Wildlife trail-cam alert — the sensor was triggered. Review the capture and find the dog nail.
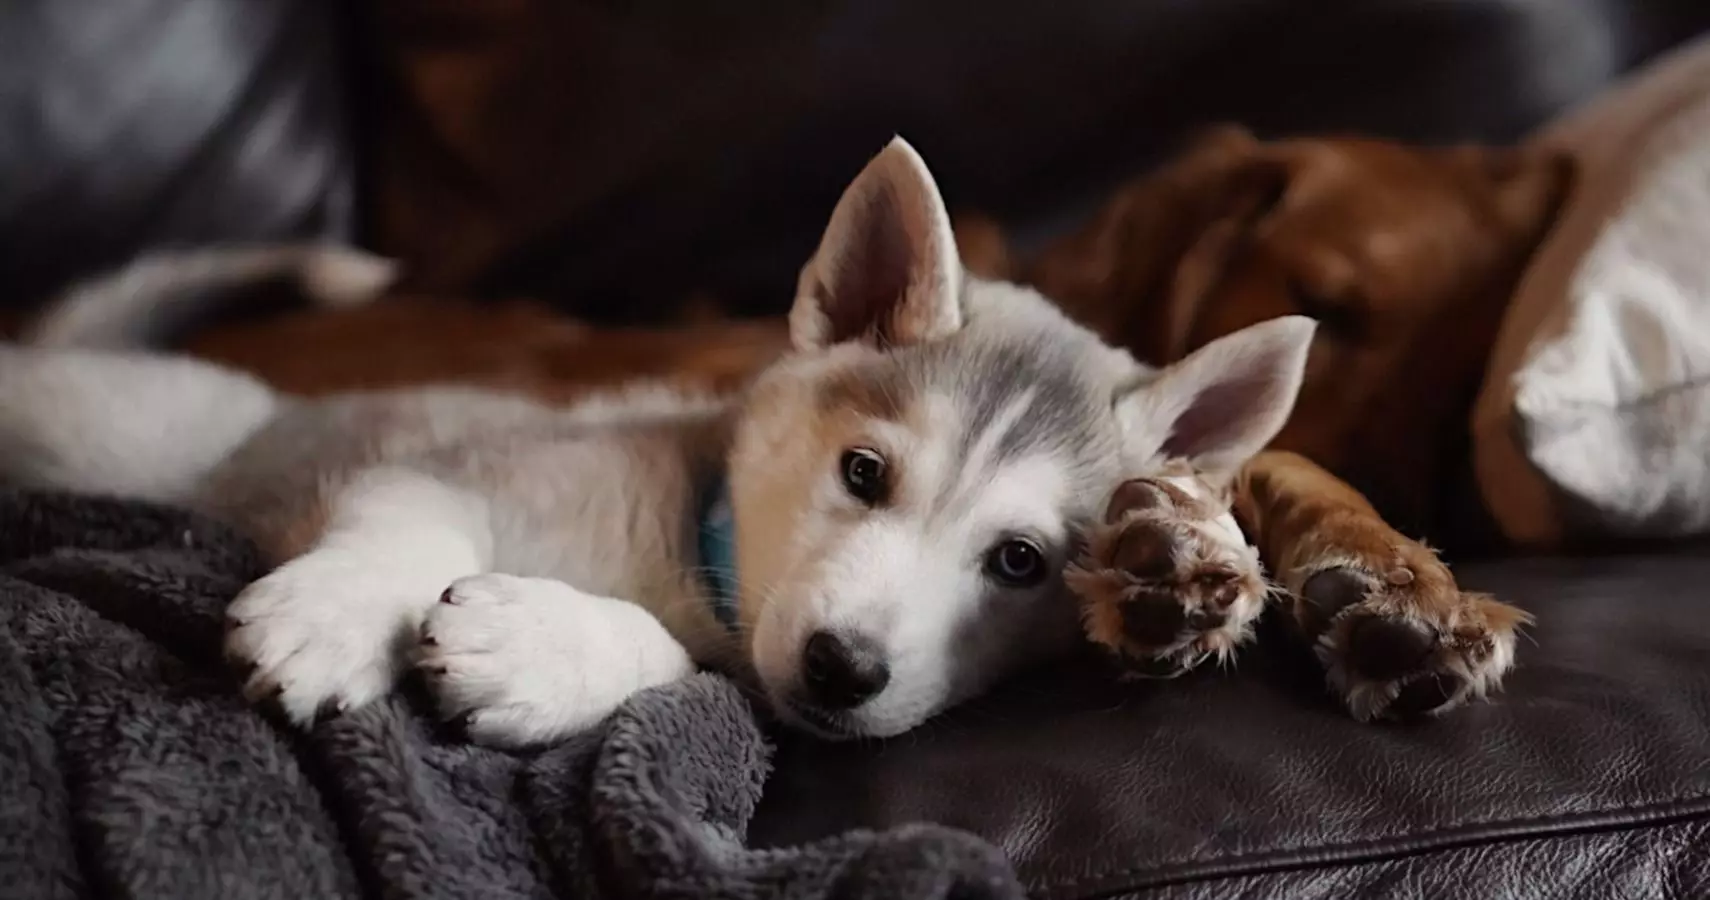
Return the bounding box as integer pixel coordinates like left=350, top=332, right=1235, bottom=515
left=447, top=711, right=477, bottom=737
left=313, top=699, right=344, bottom=726
left=1386, top=567, right=1415, bottom=586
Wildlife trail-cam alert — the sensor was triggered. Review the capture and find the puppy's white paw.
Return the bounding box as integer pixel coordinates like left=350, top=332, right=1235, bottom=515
left=417, top=574, right=694, bottom=748
left=225, top=550, right=430, bottom=724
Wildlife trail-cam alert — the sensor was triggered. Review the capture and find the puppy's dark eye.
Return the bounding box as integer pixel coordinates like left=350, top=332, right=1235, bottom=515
left=985, top=539, right=1047, bottom=587
left=839, top=448, right=888, bottom=505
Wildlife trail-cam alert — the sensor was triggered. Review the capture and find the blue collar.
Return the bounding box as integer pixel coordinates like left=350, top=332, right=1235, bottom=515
left=697, top=474, right=740, bottom=631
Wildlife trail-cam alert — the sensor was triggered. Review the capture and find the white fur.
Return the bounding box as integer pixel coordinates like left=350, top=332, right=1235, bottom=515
left=24, top=244, right=396, bottom=349
left=0, top=346, right=278, bottom=502
left=225, top=468, right=492, bottom=722
left=422, top=574, right=695, bottom=747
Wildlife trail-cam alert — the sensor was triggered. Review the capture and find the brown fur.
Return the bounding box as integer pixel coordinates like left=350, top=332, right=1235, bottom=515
left=171, top=214, right=1015, bottom=403
left=182, top=296, right=789, bottom=402
left=1026, top=126, right=1573, bottom=531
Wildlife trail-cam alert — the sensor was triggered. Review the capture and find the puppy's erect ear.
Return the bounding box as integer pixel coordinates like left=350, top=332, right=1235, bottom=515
left=1115, top=315, right=1316, bottom=475
left=790, top=137, right=963, bottom=351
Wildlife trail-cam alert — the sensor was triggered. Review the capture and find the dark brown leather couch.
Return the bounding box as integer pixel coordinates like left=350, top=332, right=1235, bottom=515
left=6, top=2, right=1710, bottom=896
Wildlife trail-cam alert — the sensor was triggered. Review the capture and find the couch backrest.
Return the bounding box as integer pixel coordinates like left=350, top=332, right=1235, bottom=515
left=8, top=1, right=1710, bottom=327
left=357, top=0, right=1710, bottom=324
left=0, top=0, right=356, bottom=309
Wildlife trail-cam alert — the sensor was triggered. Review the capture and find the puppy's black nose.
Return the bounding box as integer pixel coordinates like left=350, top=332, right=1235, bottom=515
left=801, top=630, right=890, bottom=709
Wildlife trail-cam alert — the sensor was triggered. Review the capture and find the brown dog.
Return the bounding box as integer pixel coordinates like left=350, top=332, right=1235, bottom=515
left=1026, top=126, right=1571, bottom=719
left=1029, top=126, right=1571, bottom=529
left=147, top=126, right=1568, bottom=722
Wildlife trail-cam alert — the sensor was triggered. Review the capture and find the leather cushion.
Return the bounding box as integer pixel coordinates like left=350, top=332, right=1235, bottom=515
left=750, top=543, right=1710, bottom=897
left=0, top=0, right=356, bottom=308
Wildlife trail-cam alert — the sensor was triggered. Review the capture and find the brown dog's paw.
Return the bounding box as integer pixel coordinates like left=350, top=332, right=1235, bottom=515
left=1291, top=551, right=1531, bottom=722
left=1067, top=475, right=1271, bottom=679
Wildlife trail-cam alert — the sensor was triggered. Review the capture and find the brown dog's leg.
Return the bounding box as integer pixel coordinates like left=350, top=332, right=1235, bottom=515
left=1233, top=451, right=1530, bottom=721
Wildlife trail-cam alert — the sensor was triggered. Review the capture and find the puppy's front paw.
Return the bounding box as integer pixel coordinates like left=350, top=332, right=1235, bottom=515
left=417, top=574, right=695, bottom=748
left=1067, top=475, right=1270, bottom=679
left=225, top=550, right=424, bottom=725
left=1290, top=546, right=1530, bottom=722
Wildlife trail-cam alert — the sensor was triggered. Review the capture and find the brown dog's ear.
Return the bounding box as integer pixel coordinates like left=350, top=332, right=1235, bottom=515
left=1442, top=145, right=1577, bottom=242
left=1490, top=147, right=1576, bottom=241
left=1155, top=152, right=1290, bottom=362
left=1176, top=123, right=1262, bottom=160
left=1026, top=124, right=1288, bottom=365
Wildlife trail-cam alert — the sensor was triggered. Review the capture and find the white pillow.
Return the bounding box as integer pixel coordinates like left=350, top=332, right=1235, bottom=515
left=1473, top=34, right=1710, bottom=547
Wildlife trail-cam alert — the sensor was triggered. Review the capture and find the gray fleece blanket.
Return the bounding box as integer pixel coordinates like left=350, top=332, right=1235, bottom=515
left=0, top=489, right=1024, bottom=900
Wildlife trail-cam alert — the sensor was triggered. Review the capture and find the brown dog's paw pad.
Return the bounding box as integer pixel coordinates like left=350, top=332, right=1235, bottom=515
left=1120, top=589, right=1191, bottom=645
left=1305, top=563, right=1528, bottom=723
left=1345, top=615, right=1435, bottom=681
left=1104, top=478, right=1176, bottom=522
left=1106, top=518, right=1183, bottom=580
left=1389, top=673, right=1463, bottom=719
left=1299, top=567, right=1370, bottom=632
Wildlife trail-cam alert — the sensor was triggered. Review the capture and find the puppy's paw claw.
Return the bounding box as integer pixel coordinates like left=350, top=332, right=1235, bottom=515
left=223, top=552, right=423, bottom=725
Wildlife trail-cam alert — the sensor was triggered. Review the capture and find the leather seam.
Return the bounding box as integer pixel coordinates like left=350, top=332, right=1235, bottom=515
left=1030, top=793, right=1710, bottom=899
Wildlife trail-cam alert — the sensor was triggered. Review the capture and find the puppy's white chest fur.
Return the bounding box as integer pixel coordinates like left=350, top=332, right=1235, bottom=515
left=465, top=419, right=734, bottom=660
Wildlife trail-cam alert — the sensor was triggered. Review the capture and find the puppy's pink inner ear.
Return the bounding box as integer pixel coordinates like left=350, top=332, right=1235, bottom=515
left=817, top=193, right=917, bottom=345
left=793, top=138, right=963, bottom=351
left=1120, top=315, right=1315, bottom=475
left=1160, top=367, right=1291, bottom=462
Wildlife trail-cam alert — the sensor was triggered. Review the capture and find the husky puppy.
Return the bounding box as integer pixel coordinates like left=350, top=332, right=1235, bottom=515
left=0, top=139, right=1313, bottom=745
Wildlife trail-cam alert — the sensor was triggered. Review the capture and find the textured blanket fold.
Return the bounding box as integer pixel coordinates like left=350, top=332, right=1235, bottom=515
left=0, top=489, right=1023, bottom=900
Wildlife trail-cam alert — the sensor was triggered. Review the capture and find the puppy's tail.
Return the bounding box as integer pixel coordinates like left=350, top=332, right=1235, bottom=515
left=0, top=345, right=282, bottom=504
left=20, top=243, right=398, bottom=349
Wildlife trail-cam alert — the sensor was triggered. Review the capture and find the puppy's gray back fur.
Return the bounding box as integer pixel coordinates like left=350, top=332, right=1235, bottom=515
left=200, top=386, right=731, bottom=596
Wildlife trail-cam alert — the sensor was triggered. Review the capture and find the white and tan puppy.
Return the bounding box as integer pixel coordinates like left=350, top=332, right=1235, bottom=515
left=0, top=138, right=1313, bottom=745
